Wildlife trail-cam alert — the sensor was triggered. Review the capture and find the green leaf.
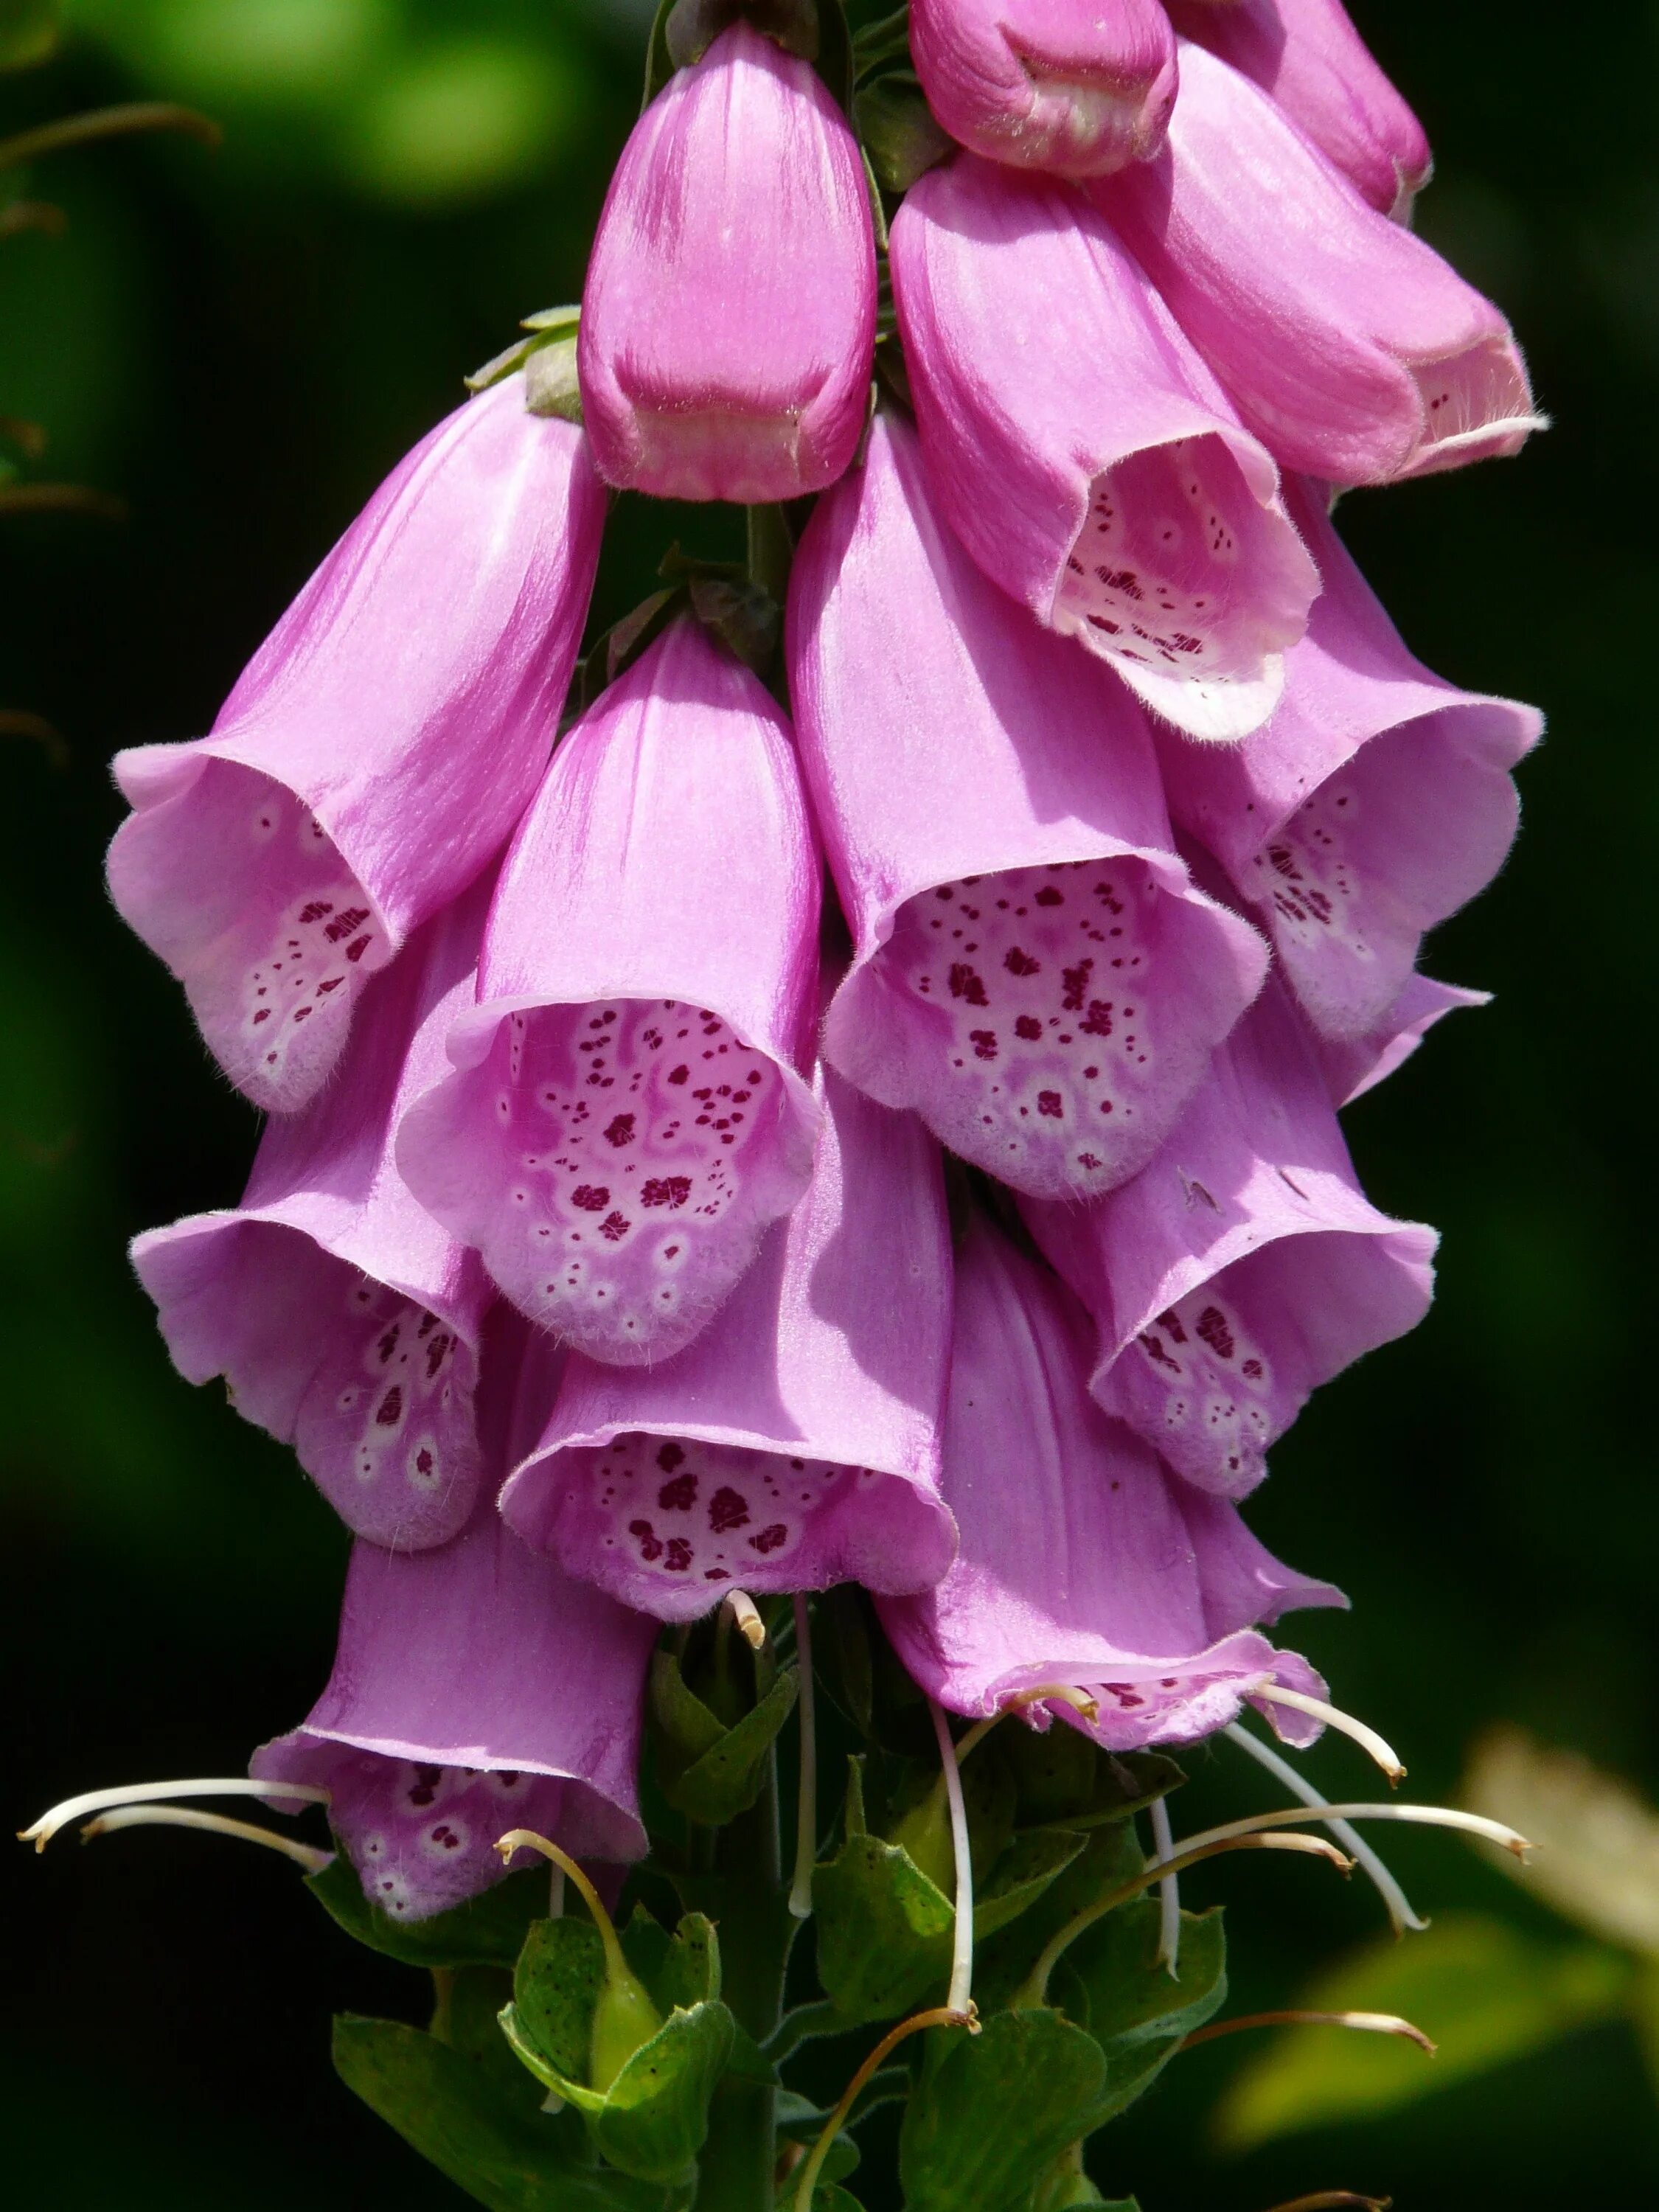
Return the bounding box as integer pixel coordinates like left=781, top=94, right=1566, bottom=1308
left=331, top=2016, right=672, bottom=2212
left=655, top=1660, right=799, bottom=1825
left=977, top=1829, right=1091, bottom=1944
left=813, top=1832, right=954, bottom=2025
left=0, top=1, right=57, bottom=74
left=1216, top=1911, right=1635, bottom=2149
left=432, top=1967, right=539, bottom=2108
left=306, top=1852, right=547, bottom=1969
left=1065, top=1903, right=1228, bottom=2126
left=900, top=2010, right=1107, bottom=2212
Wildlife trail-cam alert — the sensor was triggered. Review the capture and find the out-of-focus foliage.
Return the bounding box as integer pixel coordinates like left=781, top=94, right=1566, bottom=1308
left=4, top=2, right=1658, bottom=2208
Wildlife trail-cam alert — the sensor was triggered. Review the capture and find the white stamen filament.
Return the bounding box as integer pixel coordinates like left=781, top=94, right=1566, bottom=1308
left=1253, top=1684, right=1406, bottom=1784
left=21, top=1775, right=330, bottom=1851
left=1225, top=1722, right=1428, bottom=1935
left=1150, top=1794, right=1180, bottom=1978
left=1182, top=2006, right=1437, bottom=2056
left=931, top=1700, right=975, bottom=2017
left=1144, top=1801, right=1529, bottom=1871
left=788, top=1593, right=817, bottom=1921
left=726, top=1590, right=767, bottom=1652
left=80, top=1805, right=333, bottom=1873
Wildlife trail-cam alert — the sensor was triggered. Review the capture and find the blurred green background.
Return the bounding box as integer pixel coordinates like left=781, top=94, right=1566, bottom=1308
left=2, top=1, right=1655, bottom=2205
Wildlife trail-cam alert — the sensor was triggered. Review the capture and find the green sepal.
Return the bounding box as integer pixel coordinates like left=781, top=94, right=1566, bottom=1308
left=665, top=0, right=821, bottom=70
left=1063, top=1902, right=1228, bottom=2126
left=813, top=1824, right=1088, bottom=2026
left=465, top=307, right=581, bottom=399
left=650, top=1646, right=799, bottom=1824
left=503, top=1913, right=735, bottom=2183
left=331, top=2015, right=682, bottom=2212
left=1002, top=1735, right=1183, bottom=1832
left=854, top=72, right=951, bottom=195
left=975, top=1822, right=1146, bottom=2013
left=305, top=1851, right=548, bottom=1969
left=899, top=2009, right=1109, bottom=2212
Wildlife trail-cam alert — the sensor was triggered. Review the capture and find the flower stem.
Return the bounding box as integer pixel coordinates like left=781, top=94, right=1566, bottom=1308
left=789, top=1594, right=818, bottom=1919
left=1182, top=2009, right=1436, bottom=2056
left=0, top=102, right=221, bottom=171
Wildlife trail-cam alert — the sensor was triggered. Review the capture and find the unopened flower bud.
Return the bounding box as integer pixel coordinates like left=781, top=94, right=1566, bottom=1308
left=1166, top=0, right=1432, bottom=220
left=910, top=0, right=1178, bottom=178
left=578, top=21, right=877, bottom=503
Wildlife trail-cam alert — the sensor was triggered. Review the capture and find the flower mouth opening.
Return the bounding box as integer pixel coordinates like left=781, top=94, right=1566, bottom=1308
left=842, top=857, right=1251, bottom=1201
left=1402, top=338, right=1547, bottom=481
left=109, top=757, right=394, bottom=1114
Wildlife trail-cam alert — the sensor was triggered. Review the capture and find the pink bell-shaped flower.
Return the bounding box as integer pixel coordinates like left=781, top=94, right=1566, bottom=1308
left=1157, top=477, right=1542, bottom=1044
left=877, top=1219, right=1346, bottom=1753
left=890, top=150, right=1318, bottom=740
left=1023, top=978, right=1438, bottom=1497
left=787, top=410, right=1267, bottom=1203
left=908, top=0, right=1178, bottom=178
left=255, top=1318, right=652, bottom=1921
left=577, top=21, right=877, bottom=502
left=107, top=379, right=603, bottom=1114
left=397, top=619, right=822, bottom=1367
left=1093, top=41, right=1543, bottom=486
left=501, top=1057, right=956, bottom=1618
left=131, top=874, right=496, bottom=1551
left=1166, top=0, right=1432, bottom=220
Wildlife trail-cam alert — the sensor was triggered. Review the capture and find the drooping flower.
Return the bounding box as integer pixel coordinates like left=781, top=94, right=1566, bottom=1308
left=397, top=617, right=822, bottom=1367
left=1023, top=978, right=1437, bottom=1496
left=107, top=378, right=603, bottom=1114
left=499, top=1058, right=956, bottom=1618
left=1092, top=42, right=1543, bottom=486
left=1156, top=477, right=1541, bottom=1043
left=253, top=1311, right=653, bottom=1922
left=1165, top=0, right=1432, bottom=220
left=577, top=20, right=877, bottom=503
left=908, top=0, right=1178, bottom=178
left=787, top=408, right=1267, bottom=1202
left=131, top=874, right=496, bottom=1551
left=254, top=1502, right=653, bottom=1921
left=877, top=1219, right=1345, bottom=1752
left=888, top=150, right=1318, bottom=740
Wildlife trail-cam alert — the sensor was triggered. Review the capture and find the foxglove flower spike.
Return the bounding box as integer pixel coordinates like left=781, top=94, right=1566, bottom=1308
left=398, top=618, right=822, bottom=1366
left=889, top=152, right=1318, bottom=740
left=788, top=410, right=1268, bottom=1201
left=108, top=380, right=602, bottom=1112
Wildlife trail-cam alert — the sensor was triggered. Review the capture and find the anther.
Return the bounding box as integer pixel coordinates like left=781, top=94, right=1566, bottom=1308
left=724, top=1589, right=767, bottom=1651
left=1253, top=1684, right=1406, bottom=1784
left=21, top=1775, right=330, bottom=1852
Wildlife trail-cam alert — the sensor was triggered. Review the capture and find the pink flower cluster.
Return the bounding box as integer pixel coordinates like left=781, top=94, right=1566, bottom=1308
left=111, top=2, right=1540, bottom=1919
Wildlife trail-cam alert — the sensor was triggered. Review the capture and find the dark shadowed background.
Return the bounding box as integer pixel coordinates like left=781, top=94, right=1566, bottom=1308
left=3, top=1, right=1655, bottom=2205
